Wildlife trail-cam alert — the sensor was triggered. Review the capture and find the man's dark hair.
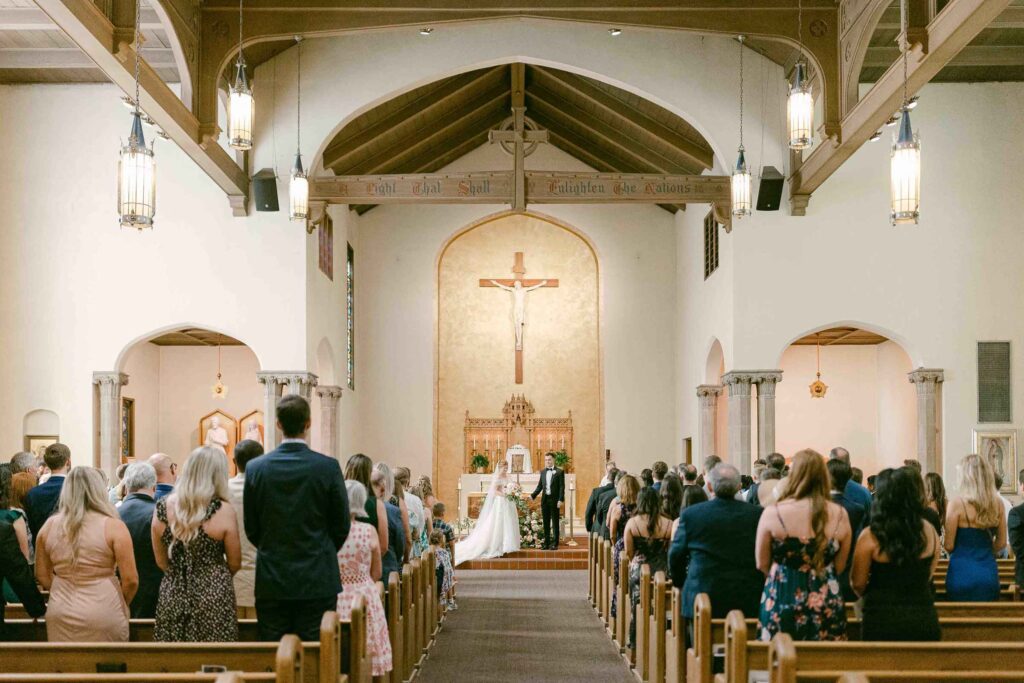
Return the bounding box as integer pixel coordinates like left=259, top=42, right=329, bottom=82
left=234, top=439, right=265, bottom=473
left=851, top=466, right=864, bottom=484
left=702, top=454, right=721, bottom=474
left=753, top=458, right=767, bottom=467
left=43, top=443, right=70, bottom=471
left=766, top=453, right=786, bottom=470
left=652, top=461, right=669, bottom=480
left=867, top=474, right=877, bottom=491
left=1018, top=468, right=1024, bottom=488
left=276, top=394, right=311, bottom=438
left=827, top=458, right=852, bottom=492
left=761, top=467, right=782, bottom=482
left=606, top=467, right=620, bottom=485
left=640, top=468, right=654, bottom=488
left=682, top=464, right=698, bottom=483
left=740, top=474, right=754, bottom=490
left=903, top=459, right=922, bottom=472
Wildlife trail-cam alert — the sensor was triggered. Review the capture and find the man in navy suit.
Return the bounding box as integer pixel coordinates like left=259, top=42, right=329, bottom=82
left=245, top=394, right=351, bottom=641
left=669, top=463, right=764, bottom=620
left=117, top=462, right=163, bottom=618
left=24, top=443, right=71, bottom=545
left=829, top=447, right=873, bottom=512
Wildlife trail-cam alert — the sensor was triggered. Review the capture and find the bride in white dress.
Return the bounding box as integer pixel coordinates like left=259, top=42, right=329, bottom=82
left=454, top=460, right=521, bottom=565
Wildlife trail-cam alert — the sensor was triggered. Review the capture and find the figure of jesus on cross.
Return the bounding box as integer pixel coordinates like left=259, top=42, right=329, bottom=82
left=480, top=252, right=558, bottom=383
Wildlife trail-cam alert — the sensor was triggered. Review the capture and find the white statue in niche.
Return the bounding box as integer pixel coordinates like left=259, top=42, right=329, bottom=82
left=204, top=416, right=230, bottom=453
left=488, top=279, right=548, bottom=350
left=244, top=419, right=262, bottom=444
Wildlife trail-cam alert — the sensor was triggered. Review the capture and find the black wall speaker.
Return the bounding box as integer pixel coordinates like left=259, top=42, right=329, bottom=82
left=252, top=169, right=280, bottom=212
left=756, top=166, right=785, bottom=211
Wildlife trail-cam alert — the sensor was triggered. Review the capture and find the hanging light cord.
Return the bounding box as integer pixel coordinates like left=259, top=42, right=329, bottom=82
left=132, top=0, right=141, bottom=120
left=237, top=0, right=244, bottom=67
left=901, top=0, right=909, bottom=107
left=296, top=38, right=302, bottom=156
left=797, top=0, right=803, bottom=65
left=738, top=36, right=744, bottom=150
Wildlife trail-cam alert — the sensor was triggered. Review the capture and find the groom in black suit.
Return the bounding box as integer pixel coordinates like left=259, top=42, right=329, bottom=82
left=531, top=453, right=565, bottom=550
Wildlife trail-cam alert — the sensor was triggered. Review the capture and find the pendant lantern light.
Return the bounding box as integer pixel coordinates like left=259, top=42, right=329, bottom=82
left=289, top=36, right=309, bottom=222
left=890, top=0, right=921, bottom=225
left=787, top=0, right=814, bottom=150
left=731, top=35, right=752, bottom=219
left=809, top=335, right=828, bottom=398
left=227, top=0, right=254, bottom=150
left=117, top=0, right=155, bottom=229
left=211, top=345, right=229, bottom=399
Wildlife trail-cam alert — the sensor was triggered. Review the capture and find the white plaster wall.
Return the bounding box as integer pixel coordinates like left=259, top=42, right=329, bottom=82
left=0, top=84, right=306, bottom=464
left=876, top=340, right=918, bottom=469
left=122, top=342, right=161, bottom=459
left=350, top=140, right=677, bottom=480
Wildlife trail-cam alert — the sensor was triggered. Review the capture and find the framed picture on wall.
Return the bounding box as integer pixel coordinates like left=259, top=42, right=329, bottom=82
left=238, top=410, right=265, bottom=448
left=121, top=397, right=135, bottom=462
left=972, top=428, right=1017, bottom=492
left=23, top=435, right=57, bottom=461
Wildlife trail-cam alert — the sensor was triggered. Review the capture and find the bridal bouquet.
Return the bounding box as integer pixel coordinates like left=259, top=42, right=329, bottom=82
left=505, top=483, right=545, bottom=549
left=505, top=482, right=524, bottom=502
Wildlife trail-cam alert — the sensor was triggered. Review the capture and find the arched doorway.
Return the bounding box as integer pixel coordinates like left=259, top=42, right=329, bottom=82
left=105, top=326, right=264, bottom=474
left=775, top=326, right=918, bottom=477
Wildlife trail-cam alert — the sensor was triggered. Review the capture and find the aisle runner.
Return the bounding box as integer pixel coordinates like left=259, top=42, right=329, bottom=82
left=417, top=569, right=633, bottom=683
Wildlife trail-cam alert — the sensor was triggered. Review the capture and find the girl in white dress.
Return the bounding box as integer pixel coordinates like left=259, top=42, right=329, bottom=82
left=454, top=461, right=521, bottom=565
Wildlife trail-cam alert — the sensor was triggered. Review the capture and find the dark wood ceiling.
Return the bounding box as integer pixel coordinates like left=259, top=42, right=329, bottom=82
left=322, top=62, right=715, bottom=214
left=791, top=327, right=890, bottom=346
left=148, top=328, right=245, bottom=347
left=860, top=0, right=1024, bottom=84
left=0, top=0, right=179, bottom=85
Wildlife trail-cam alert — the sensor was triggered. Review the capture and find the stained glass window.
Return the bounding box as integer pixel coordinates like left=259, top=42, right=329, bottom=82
left=347, top=243, right=355, bottom=390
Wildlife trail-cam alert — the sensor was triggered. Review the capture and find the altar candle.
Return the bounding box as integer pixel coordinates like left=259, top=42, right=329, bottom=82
left=548, top=434, right=553, bottom=448
left=561, top=435, right=565, bottom=449
left=472, top=436, right=476, bottom=449
left=485, top=437, right=489, bottom=449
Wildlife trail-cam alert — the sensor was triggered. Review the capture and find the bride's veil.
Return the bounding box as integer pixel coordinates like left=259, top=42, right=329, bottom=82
left=474, top=459, right=504, bottom=528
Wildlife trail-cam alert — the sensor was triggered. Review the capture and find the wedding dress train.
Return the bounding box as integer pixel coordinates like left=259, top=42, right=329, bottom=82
left=454, top=469, right=521, bottom=566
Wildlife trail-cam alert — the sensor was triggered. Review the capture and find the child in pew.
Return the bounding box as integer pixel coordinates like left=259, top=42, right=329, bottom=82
left=430, top=529, right=456, bottom=611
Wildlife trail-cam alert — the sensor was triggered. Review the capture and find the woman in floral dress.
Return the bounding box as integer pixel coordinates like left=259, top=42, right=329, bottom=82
left=607, top=474, right=639, bottom=620
left=755, top=449, right=853, bottom=641
left=337, top=480, right=392, bottom=677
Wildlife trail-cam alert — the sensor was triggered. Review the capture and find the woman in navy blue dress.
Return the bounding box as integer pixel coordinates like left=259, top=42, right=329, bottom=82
left=943, top=453, right=1006, bottom=601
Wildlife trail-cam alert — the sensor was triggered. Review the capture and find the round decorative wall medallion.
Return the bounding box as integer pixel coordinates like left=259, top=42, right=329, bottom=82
left=810, top=19, right=828, bottom=38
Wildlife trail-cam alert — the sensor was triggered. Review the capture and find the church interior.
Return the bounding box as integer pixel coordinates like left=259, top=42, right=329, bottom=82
left=2, top=0, right=1024, bottom=681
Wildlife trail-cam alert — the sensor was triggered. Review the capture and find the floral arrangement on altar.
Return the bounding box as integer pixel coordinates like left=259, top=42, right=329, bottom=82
left=506, top=482, right=545, bottom=549
left=453, top=517, right=476, bottom=540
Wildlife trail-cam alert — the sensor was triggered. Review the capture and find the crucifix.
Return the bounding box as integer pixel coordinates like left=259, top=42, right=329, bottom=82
left=479, top=251, right=559, bottom=384
left=488, top=63, right=549, bottom=211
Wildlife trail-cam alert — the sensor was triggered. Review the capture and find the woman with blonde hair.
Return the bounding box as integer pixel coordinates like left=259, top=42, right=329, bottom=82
left=151, top=448, right=241, bottom=641
left=395, top=466, right=427, bottom=557
left=607, top=473, right=639, bottom=623
left=944, top=453, right=1006, bottom=601
left=756, top=449, right=852, bottom=642
left=35, top=467, right=138, bottom=641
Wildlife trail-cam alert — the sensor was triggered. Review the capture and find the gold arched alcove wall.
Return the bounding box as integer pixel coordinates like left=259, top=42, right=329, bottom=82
left=434, top=211, right=602, bottom=512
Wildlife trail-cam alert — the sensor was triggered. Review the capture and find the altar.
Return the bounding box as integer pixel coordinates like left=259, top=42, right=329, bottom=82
left=457, top=471, right=579, bottom=523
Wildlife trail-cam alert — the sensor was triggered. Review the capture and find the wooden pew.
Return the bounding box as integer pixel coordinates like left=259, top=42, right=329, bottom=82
left=0, top=635, right=302, bottom=683
left=614, top=550, right=629, bottom=650
left=384, top=573, right=403, bottom=683
left=0, top=675, right=267, bottom=683
left=604, top=540, right=614, bottom=633
left=634, top=565, right=652, bottom=679
left=718, top=613, right=1024, bottom=683
left=589, top=533, right=597, bottom=608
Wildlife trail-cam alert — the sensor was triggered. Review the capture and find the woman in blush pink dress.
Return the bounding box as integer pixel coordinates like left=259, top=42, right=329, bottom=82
left=337, top=480, right=392, bottom=678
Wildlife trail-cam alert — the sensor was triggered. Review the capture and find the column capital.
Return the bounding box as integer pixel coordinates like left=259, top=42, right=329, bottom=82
left=908, top=368, right=945, bottom=385
left=317, top=385, right=344, bottom=401
left=92, top=371, right=129, bottom=387
left=256, top=371, right=288, bottom=386
left=749, top=370, right=784, bottom=385
left=696, top=384, right=723, bottom=398
left=721, top=371, right=757, bottom=396
left=284, top=372, right=319, bottom=386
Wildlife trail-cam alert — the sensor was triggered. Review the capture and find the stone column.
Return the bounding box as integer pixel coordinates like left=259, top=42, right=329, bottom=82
left=286, top=372, right=319, bottom=401
left=316, top=385, right=343, bottom=458
left=722, top=371, right=755, bottom=475
left=752, top=371, right=784, bottom=460
left=257, top=373, right=285, bottom=449
left=908, top=368, right=944, bottom=474
left=92, top=372, right=128, bottom=477
left=696, top=385, right=723, bottom=461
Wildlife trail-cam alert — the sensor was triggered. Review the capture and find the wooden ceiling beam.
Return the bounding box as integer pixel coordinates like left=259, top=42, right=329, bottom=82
left=34, top=0, right=249, bottom=214
left=864, top=43, right=1024, bottom=68
left=531, top=65, right=713, bottom=170
left=0, top=6, right=161, bottom=30
left=335, top=84, right=508, bottom=175
left=526, top=85, right=695, bottom=175
left=0, top=46, right=175, bottom=69
left=876, top=4, right=1024, bottom=29
left=322, top=65, right=507, bottom=170
left=790, top=0, right=1010, bottom=212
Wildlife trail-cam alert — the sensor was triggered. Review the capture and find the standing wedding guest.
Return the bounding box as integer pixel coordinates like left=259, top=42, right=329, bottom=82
left=585, top=470, right=617, bottom=533
left=377, top=463, right=411, bottom=562
left=651, top=461, right=669, bottom=491
left=757, top=450, right=852, bottom=642
left=416, top=476, right=438, bottom=513
left=116, top=462, right=163, bottom=618
left=828, top=447, right=872, bottom=512
left=640, top=469, right=654, bottom=490
left=346, top=454, right=388, bottom=556
left=827, top=458, right=866, bottom=602
left=607, top=474, right=639, bottom=623
left=35, top=467, right=138, bottom=641
left=395, top=467, right=427, bottom=557
left=0, top=466, right=28, bottom=560
left=108, top=463, right=130, bottom=505
left=944, top=453, right=1006, bottom=601
left=432, top=502, right=455, bottom=557
left=371, top=469, right=405, bottom=582
left=595, top=470, right=623, bottom=540
left=337, top=480, right=392, bottom=678
left=25, top=443, right=71, bottom=544
left=1, top=516, right=45, bottom=638
left=9, top=472, right=35, bottom=559
left=245, top=395, right=350, bottom=641
left=431, top=529, right=456, bottom=610
left=670, top=464, right=764, bottom=620
left=1008, top=469, right=1024, bottom=595
left=925, top=472, right=948, bottom=536
left=659, top=473, right=684, bottom=522
left=148, top=453, right=177, bottom=501
left=9, top=452, right=40, bottom=481
left=228, top=439, right=263, bottom=618
left=152, top=447, right=241, bottom=641
left=624, top=487, right=672, bottom=650
left=851, top=466, right=941, bottom=641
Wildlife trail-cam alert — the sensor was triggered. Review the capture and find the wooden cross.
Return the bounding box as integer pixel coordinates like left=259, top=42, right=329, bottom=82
left=479, top=251, right=559, bottom=384
left=488, top=63, right=549, bottom=211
